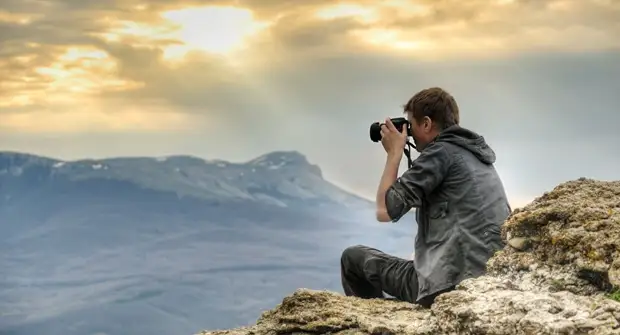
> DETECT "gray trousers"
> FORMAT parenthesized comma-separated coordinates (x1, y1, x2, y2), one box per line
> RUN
(340, 245, 453, 308)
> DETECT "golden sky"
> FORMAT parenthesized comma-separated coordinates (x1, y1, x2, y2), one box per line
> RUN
(1, 0, 618, 133)
(1, 0, 619, 205)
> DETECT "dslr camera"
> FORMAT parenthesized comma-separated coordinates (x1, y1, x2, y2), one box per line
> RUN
(369, 117, 412, 142)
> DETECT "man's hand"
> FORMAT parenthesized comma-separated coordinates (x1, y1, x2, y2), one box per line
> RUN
(380, 118, 408, 156)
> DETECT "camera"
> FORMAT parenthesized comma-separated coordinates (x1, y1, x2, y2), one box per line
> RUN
(369, 117, 412, 142)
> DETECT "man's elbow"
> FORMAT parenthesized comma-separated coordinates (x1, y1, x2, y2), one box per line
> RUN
(375, 208, 392, 222)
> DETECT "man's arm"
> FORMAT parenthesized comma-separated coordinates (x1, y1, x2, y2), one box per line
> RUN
(375, 152, 402, 222)
(376, 143, 451, 222)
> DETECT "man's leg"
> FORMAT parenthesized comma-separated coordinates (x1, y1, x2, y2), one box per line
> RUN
(340, 245, 418, 303)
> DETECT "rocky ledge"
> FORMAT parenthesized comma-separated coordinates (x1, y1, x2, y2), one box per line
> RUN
(198, 178, 620, 335)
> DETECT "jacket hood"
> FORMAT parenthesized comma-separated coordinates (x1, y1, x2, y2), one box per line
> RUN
(434, 125, 496, 164)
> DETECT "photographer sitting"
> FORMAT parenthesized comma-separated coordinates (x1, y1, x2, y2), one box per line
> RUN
(341, 87, 511, 308)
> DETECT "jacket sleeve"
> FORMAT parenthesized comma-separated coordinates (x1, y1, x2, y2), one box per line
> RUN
(386, 143, 451, 222)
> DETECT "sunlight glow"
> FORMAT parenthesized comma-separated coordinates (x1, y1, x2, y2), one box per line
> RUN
(1, 46, 142, 107)
(34, 47, 137, 94)
(314, 2, 435, 54)
(0, 10, 39, 24)
(315, 1, 430, 23)
(1, 103, 196, 133)
(96, 6, 270, 63)
(161, 6, 269, 57)
(315, 3, 379, 23)
(380, 0, 431, 15)
(352, 28, 426, 50)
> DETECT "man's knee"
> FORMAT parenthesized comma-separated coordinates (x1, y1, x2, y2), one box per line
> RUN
(341, 245, 387, 279)
(341, 245, 370, 266)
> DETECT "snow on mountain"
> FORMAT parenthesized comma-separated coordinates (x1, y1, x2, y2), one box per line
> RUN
(0, 150, 367, 208)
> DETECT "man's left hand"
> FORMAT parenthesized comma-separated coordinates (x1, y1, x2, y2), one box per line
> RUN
(380, 118, 408, 156)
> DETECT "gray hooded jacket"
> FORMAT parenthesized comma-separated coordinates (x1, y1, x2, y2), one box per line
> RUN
(386, 125, 511, 302)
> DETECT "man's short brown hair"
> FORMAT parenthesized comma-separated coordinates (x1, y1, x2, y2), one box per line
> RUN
(404, 87, 459, 130)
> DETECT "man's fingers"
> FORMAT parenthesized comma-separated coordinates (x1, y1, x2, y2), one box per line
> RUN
(380, 124, 389, 135)
(385, 118, 399, 133)
(401, 125, 408, 136)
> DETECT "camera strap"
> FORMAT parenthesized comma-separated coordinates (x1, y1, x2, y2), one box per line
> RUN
(403, 140, 415, 170)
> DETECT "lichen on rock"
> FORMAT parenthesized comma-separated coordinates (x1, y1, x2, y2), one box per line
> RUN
(488, 178, 620, 295)
(197, 178, 620, 335)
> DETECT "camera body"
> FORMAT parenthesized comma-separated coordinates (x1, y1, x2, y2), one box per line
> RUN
(369, 117, 412, 142)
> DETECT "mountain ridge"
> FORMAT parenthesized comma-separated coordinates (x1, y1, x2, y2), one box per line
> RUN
(0, 150, 317, 168)
(0, 150, 370, 209)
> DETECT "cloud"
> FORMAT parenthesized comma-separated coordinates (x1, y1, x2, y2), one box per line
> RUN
(265, 0, 620, 58)
(0, 45, 143, 107)
(0, 0, 619, 204)
(0, 98, 202, 134)
(2, 0, 618, 109)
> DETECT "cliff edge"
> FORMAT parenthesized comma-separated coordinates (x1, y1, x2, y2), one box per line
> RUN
(197, 178, 620, 335)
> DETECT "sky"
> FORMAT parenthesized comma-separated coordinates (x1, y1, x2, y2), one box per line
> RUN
(1, 0, 619, 207)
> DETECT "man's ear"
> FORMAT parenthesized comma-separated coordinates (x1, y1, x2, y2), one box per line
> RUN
(423, 116, 432, 131)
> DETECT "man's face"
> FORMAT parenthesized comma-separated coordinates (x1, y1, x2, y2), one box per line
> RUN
(406, 112, 436, 152)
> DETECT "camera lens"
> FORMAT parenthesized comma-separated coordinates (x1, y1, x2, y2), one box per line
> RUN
(369, 122, 382, 142)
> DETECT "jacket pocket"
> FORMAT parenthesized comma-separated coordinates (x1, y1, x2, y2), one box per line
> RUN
(425, 201, 452, 244)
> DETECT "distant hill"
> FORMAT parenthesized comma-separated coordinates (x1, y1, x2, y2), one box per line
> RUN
(0, 151, 416, 335)
(0, 150, 369, 208)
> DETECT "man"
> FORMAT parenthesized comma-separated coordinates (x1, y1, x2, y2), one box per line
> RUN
(340, 87, 511, 308)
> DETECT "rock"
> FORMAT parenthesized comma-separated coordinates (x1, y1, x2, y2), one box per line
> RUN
(199, 289, 437, 335)
(432, 276, 620, 334)
(197, 179, 620, 335)
(487, 179, 620, 294)
(508, 237, 532, 251)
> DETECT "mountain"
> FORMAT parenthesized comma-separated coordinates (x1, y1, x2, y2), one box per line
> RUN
(0, 150, 365, 208)
(0, 151, 416, 335)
